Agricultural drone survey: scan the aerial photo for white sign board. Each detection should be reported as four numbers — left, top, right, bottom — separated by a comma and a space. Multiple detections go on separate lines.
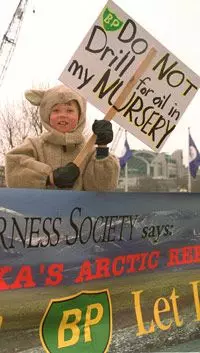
59, 0, 200, 152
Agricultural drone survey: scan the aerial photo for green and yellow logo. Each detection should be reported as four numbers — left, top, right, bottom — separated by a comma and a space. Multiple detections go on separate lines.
40, 289, 112, 353
103, 8, 123, 31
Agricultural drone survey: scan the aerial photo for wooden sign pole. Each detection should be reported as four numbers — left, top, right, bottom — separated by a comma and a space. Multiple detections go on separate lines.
74, 47, 157, 167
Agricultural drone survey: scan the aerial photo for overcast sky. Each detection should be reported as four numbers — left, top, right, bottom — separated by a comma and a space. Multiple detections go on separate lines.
0, 0, 200, 163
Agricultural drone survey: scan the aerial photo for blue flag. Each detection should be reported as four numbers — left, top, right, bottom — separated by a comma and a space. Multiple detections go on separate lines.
189, 133, 200, 178
119, 139, 132, 168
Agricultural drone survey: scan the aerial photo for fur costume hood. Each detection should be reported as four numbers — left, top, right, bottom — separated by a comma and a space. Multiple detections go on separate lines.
25, 85, 86, 146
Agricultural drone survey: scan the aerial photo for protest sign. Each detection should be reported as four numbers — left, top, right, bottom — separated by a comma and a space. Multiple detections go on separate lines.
0, 189, 200, 352
60, 0, 200, 152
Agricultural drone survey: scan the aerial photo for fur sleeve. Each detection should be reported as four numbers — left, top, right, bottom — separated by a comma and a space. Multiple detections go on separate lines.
5, 138, 52, 188
82, 151, 120, 191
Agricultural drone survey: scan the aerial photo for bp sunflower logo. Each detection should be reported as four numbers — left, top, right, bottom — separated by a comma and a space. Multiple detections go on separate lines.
40, 289, 112, 353
103, 8, 123, 31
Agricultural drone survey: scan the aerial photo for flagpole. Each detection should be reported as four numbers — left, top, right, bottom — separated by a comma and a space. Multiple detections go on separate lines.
188, 127, 192, 193
110, 127, 124, 153
125, 130, 128, 192
125, 163, 128, 192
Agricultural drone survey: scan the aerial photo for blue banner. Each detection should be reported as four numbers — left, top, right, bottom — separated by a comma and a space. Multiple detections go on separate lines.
0, 190, 200, 353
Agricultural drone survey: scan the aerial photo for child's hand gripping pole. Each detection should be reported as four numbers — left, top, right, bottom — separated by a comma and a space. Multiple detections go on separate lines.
74, 47, 157, 167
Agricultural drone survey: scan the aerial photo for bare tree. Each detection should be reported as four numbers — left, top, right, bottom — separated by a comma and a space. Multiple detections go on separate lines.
0, 99, 42, 164
0, 83, 51, 164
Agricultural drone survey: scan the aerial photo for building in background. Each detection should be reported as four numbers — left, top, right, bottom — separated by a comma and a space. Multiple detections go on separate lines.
118, 149, 186, 192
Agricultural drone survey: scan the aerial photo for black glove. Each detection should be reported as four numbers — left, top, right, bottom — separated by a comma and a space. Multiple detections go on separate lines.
92, 120, 113, 145
53, 162, 80, 188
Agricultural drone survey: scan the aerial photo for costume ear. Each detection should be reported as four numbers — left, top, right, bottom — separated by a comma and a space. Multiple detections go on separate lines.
24, 89, 45, 106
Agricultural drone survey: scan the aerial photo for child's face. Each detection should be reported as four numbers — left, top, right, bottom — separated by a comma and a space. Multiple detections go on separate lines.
49, 101, 79, 133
